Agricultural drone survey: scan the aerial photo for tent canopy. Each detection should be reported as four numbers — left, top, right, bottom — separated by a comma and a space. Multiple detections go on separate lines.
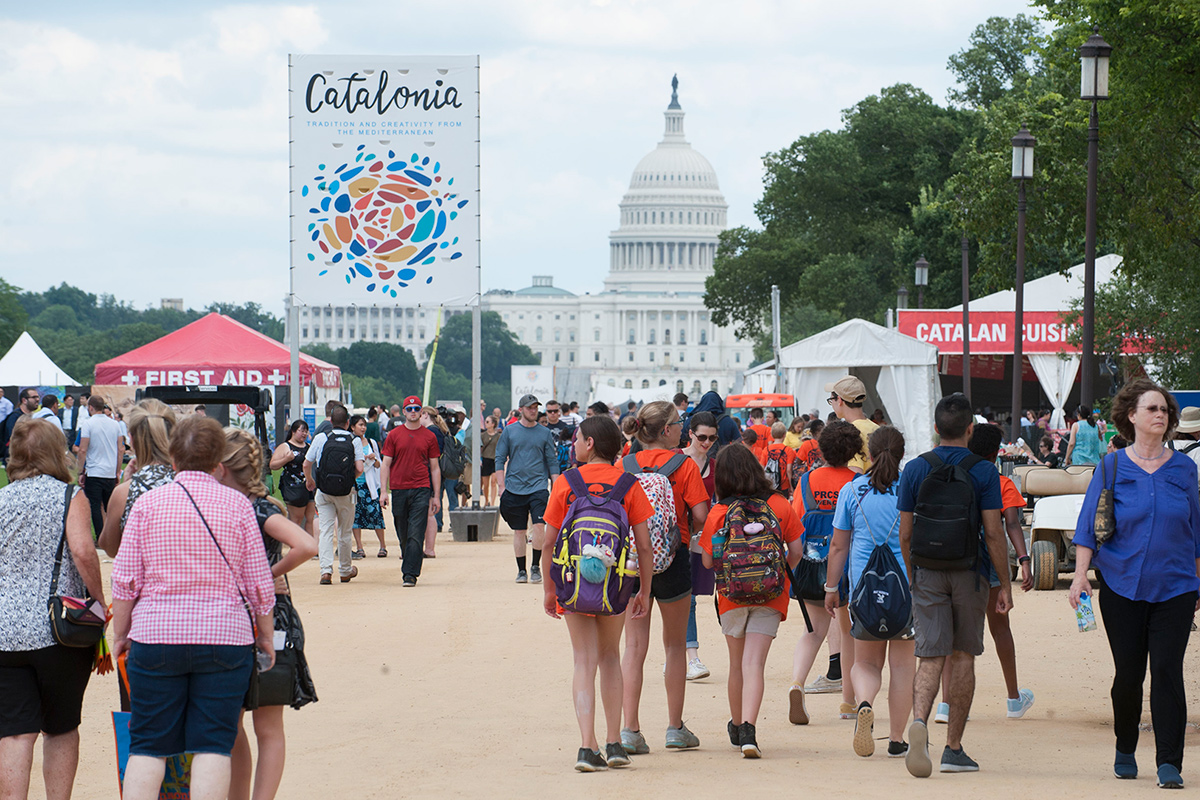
777, 319, 941, 452
95, 313, 340, 389
0, 332, 79, 386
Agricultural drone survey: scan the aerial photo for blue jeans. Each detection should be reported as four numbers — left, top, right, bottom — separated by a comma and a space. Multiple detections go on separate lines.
392, 488, 431, 581
126, 642, 252, 757
686, 594, 699, 650
436, 479, 459, 529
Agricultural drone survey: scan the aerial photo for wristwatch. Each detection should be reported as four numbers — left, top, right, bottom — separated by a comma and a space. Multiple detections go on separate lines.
1018, 556, 1031, 565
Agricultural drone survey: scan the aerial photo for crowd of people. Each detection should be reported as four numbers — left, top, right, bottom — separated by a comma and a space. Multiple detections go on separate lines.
1, 374, 1198, 793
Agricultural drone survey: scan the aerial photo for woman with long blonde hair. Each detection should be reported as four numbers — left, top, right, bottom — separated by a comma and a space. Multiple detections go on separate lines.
98, 399, 177, 557
220, 428, 318, 800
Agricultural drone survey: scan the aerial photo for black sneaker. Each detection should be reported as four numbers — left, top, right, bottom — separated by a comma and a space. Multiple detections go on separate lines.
574, 747, 607, 772
605, 742, 630, 768
940, 745, 979, 773
728, 719, 739, 748
888, 740, 909, 758
739, 722, 760, 758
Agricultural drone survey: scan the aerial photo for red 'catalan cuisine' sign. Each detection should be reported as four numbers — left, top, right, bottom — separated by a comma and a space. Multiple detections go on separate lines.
896, 310, 1077, 355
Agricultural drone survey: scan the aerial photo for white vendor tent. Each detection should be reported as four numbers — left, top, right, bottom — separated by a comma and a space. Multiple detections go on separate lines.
0, 332, 79, 386
777, 318, 941, 452
947, 254, 1123, 428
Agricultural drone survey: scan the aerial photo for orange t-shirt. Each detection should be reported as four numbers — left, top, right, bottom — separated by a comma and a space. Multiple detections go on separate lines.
999, 475, 1025, 512
759, 442, 798, 492
750, 423, 771, 456
698, 493, 802, 620
543, 463, 654, 531
632, 448, 710, 545
794, 439, 822, 472
791, 466, 856, 533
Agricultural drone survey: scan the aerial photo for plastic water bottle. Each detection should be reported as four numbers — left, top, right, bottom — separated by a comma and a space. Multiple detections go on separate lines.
1076, 593, 1097, 632
257, 649, 274, 670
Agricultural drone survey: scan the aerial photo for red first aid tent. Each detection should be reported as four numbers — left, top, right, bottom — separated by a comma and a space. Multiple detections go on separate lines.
95, 313, 340, 389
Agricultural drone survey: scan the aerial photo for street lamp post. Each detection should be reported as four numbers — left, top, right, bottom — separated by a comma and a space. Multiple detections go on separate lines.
1011, 125, 1036, 442
1080, 26, 1112, 409
914, 256, 929, 309
962, 232, 971, 403
897, 284, 909, 310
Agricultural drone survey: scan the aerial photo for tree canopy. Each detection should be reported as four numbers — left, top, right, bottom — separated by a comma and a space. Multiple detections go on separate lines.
706, 1, 1200, 388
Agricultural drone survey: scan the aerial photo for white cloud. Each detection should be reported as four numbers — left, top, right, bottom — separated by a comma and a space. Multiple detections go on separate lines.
0, 0, 1035, 310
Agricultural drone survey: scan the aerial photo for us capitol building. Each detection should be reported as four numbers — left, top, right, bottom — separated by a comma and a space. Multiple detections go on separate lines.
291, 78, 751, 400
483, 77, 752, 399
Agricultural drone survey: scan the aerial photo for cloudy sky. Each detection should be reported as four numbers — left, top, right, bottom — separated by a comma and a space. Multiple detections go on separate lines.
1, 0, 1036, 315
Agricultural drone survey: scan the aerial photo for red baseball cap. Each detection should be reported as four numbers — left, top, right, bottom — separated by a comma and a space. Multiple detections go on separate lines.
403, 396, 422, 408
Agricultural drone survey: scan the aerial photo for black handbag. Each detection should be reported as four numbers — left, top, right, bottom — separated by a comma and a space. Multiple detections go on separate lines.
792, 557, 828, 603
48, 485, 106, 648
178, 483, 265, 711
280, 476, 310, 507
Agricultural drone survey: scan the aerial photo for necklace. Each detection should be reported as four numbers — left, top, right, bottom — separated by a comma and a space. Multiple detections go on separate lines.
1130, 444, 1168, 461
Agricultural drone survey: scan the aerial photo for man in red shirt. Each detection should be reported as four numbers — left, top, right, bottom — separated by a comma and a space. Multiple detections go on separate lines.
381, 395, 442, 587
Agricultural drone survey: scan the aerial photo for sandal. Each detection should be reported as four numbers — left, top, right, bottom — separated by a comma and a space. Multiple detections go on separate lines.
377, 548, 388, 558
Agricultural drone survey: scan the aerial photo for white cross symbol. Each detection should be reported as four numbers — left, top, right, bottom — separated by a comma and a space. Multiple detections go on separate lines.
120, 370, 140, 386
267, 369, 287, 385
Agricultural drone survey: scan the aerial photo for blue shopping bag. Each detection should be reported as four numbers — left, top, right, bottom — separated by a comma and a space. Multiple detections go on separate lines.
114, 654, 191, 798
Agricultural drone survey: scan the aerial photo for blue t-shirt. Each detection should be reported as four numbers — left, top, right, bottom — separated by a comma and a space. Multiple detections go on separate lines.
1075, 451, 1200, 602
833, 473, 905, 593
896, 445, 1002, 515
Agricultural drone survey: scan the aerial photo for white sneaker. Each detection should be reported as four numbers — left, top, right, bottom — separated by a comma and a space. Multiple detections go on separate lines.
686, 658, 710, 680
804, 673, 843, 694
934, 702, 950, 724
1006, 688, 1035, 719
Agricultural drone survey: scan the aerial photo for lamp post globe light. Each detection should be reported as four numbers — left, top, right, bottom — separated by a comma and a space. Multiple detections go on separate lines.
914, 256, 929, 309
1010, 125, 1036, 442
897, 284, 909, 310
1080, 26, 1112, 409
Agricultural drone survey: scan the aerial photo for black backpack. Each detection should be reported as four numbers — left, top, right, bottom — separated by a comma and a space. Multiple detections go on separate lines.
440, 435, 467, 480
316, 430, 357, 496
848, 491, 912, 639
910, 452, 984, 571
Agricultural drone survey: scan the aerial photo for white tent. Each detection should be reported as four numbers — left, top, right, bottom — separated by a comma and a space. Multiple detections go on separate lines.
0, 332, 79, 386
777, 318, 941, 452
947, 253, 1123, 428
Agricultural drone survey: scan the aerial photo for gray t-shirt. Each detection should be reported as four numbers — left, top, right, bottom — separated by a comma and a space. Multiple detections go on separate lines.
494, 422, 558, 495
80, 413, 123, 479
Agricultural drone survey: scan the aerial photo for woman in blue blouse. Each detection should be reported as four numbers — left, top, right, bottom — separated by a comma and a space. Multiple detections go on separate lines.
1070, 379, 1200, 788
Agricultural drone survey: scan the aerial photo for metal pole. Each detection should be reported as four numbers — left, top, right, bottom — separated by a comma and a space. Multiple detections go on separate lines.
470, 54, 482, 509
1081, 100, 1099, 408
1011, 179, 1027, 442
287, 54, 301, 429
770, 284, 783, 394
962, 231, 971, 404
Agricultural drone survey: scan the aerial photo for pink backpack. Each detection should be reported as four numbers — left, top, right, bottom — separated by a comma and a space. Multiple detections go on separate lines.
621, 453, 687, 574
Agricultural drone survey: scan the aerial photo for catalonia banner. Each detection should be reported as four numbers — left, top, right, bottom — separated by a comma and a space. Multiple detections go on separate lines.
289, 55, 479, 307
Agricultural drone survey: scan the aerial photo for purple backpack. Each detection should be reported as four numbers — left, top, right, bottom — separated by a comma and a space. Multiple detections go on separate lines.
551, 469, 639, 616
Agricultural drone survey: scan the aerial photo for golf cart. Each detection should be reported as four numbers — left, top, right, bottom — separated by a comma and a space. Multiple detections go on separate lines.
1015, 465, 1095, 590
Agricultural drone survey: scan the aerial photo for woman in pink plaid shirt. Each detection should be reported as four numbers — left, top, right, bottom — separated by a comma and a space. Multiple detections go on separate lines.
111, 416, 276, 800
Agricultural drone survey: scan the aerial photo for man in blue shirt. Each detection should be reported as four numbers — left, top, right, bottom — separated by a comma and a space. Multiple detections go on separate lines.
496, 394, 558, 584
898, 393, 1012, 778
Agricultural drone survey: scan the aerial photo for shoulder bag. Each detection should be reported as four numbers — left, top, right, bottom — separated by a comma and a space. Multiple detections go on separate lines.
1092, 452, 1118, 548
178, 483, 263, 710
48, 484, 107, 648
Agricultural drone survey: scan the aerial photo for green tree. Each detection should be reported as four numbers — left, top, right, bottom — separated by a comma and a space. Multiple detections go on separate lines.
342, 373, 400, 407
947, 15, 1043, 109
0, 279, 28, 353
706, 83, 972, 339
337, 341, 420, 394
425, 311, 536, 386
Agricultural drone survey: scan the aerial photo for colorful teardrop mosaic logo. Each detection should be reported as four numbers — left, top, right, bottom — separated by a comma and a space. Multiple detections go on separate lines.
302, 145, 468, 297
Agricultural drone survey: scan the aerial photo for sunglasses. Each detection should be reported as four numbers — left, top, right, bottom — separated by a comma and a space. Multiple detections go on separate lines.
547, 409, 560, 414
693, 433, 716, 443
827, 396, 838, 406
404, 405, 422, 412
1139, 404, 1169, 415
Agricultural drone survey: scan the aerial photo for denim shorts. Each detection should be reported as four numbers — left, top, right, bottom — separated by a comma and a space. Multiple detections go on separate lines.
127, 642, 253, 757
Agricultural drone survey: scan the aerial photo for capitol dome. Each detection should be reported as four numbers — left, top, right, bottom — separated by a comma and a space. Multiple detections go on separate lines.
606, 76, 728, 291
